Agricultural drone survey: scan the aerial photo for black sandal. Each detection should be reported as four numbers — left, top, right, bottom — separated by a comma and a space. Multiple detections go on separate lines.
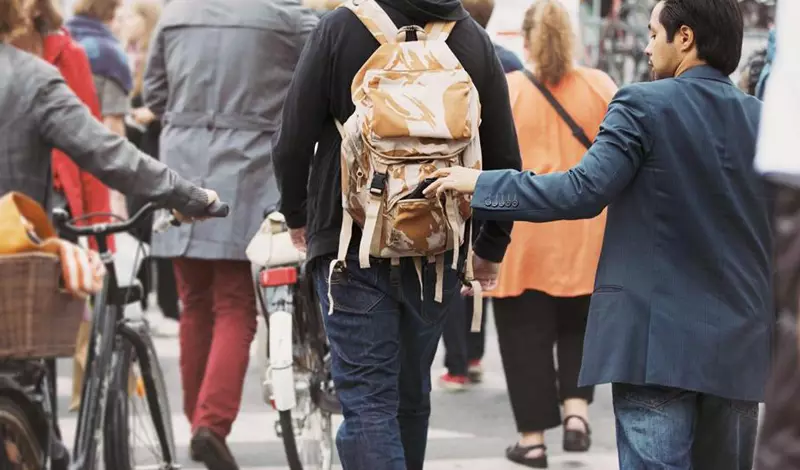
505, 442, 547, 468
563, 415, 591, 452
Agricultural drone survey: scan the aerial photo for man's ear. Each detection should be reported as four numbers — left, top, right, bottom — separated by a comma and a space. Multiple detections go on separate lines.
678, 25, 695, 52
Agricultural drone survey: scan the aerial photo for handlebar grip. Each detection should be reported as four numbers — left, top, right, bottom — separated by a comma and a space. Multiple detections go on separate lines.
206, 200, 230, 218
167, 200, 230, 228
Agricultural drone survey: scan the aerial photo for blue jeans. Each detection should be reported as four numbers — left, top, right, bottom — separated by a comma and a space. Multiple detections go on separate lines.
612, 383, 759, 470
312, 253, 461, 470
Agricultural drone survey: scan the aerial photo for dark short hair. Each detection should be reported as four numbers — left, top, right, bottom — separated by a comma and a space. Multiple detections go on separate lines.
659, 0, 743, 76
462, 0, 495, 29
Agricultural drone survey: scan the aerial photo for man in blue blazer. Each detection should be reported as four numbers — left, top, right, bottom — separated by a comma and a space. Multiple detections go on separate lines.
426, 0, 771, 468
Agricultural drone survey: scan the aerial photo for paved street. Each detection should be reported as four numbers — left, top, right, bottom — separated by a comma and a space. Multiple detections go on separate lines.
53, 302, 620, 470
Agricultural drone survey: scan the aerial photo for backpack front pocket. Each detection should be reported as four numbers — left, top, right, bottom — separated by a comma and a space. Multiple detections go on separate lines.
382, 197, 451, 256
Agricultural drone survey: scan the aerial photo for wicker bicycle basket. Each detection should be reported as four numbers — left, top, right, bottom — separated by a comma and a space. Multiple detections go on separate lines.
0, 253, 85, 359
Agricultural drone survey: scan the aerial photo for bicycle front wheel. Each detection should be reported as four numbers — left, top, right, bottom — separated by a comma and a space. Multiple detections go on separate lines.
278, 386, 333, 470
0, 396, 44, 470
104, 330, 176, 469
278, 410, 303, 470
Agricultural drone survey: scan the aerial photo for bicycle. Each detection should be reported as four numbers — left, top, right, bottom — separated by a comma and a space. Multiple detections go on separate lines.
0, 199, 228, 470
250, 211, 341, 470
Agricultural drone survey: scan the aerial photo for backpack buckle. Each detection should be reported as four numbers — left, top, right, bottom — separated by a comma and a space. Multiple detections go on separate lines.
369, 172, 387, 196
396, 25, 427, 43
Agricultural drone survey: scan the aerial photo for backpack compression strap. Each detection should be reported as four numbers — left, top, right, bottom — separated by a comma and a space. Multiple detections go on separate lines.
424, 21, 456, 41
339, 0, 399, 45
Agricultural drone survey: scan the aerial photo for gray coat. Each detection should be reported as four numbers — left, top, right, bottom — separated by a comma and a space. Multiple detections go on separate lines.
144, 0, 318, 260
0, 44, 208, 218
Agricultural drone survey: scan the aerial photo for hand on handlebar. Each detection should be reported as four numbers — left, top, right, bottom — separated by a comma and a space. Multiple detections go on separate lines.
56, 193, 230, 239
172, 189, 221, 224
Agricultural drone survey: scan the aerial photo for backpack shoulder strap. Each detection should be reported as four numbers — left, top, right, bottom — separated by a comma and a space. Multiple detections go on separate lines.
424, 21, 456, 41
522, 69, 593, 149
339, 0, 399, 45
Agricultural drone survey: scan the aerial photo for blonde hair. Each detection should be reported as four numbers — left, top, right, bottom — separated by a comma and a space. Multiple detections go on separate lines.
32, 0, 63, 33
128, 0, 161, 96
73, 0, 120, 23
521, 0, 575, 86
0, 0, 26, 41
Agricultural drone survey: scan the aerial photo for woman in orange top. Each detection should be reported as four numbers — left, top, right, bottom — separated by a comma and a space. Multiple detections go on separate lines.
489, 1, 617, 467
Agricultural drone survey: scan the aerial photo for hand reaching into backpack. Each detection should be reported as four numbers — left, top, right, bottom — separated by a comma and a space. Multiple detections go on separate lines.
461, 253, 500, 296
424, 167, 482, 197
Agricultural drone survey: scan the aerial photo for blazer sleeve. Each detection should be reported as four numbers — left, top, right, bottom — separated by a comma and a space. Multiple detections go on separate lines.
471, 85, 653, 222
143, 24, 168, 117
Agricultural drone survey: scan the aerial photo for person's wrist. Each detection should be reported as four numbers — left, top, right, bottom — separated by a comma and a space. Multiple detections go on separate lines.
285, 212, 306, 230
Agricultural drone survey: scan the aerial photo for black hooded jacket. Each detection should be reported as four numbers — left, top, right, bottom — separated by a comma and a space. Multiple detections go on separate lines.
272, 0, 523, 262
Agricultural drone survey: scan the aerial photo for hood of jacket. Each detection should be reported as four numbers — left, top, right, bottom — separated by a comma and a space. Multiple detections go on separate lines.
377, 0, 468, 21
303, 0, 467, 21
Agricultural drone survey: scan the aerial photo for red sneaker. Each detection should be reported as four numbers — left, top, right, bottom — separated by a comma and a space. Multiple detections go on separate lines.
438, 373, 468, 392
468, 360, 483, 383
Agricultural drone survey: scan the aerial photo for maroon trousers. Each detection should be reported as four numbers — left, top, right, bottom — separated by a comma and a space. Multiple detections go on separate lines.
173, 258, 257, 438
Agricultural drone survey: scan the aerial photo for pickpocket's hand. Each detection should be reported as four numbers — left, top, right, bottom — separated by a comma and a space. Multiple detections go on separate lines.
423, 167, 482, 197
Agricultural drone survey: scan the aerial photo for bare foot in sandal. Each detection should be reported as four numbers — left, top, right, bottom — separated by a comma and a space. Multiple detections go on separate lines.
506, 432, 547, 468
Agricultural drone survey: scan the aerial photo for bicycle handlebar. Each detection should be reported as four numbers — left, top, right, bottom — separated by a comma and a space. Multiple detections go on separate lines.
53, 200, 230, 238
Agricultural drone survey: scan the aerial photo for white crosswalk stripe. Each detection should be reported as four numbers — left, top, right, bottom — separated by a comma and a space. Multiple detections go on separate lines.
52, 311, 621, 469
57, 411, 475, 448
171, 454, 621, 470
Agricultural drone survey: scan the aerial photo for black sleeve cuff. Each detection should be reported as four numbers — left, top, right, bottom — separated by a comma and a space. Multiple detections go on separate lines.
472, 220, 512, 263
284, 209, 307, 229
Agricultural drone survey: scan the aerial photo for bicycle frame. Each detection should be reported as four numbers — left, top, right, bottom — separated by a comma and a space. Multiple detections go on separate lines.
63, 210, 176, 470
0, 200, 225, 469
259, 264, 333, 410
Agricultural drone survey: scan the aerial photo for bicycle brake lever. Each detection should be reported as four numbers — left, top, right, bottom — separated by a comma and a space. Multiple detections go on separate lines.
154, 200, 230, 232
153, 212, 177, 233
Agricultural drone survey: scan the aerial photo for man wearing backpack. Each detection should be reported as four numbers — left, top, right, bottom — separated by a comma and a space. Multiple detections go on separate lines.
271, 0, 522, 467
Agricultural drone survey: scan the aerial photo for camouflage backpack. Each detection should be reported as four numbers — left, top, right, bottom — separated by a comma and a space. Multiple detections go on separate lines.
329, 0, 484, 330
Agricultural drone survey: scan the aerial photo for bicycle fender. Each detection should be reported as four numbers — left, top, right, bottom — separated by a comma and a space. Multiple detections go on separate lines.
0, 376, 49, 448
269, 310, 296, 411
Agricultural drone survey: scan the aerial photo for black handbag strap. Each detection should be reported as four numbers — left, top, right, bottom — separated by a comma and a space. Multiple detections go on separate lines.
523, 69, 593, 149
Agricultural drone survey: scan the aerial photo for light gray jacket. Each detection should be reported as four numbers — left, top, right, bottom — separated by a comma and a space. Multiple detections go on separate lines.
0, 44, 208, 218
144, 0, 318, 260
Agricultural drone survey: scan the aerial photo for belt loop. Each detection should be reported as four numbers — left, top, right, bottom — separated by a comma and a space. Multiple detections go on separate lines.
206, 111, 215, 131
